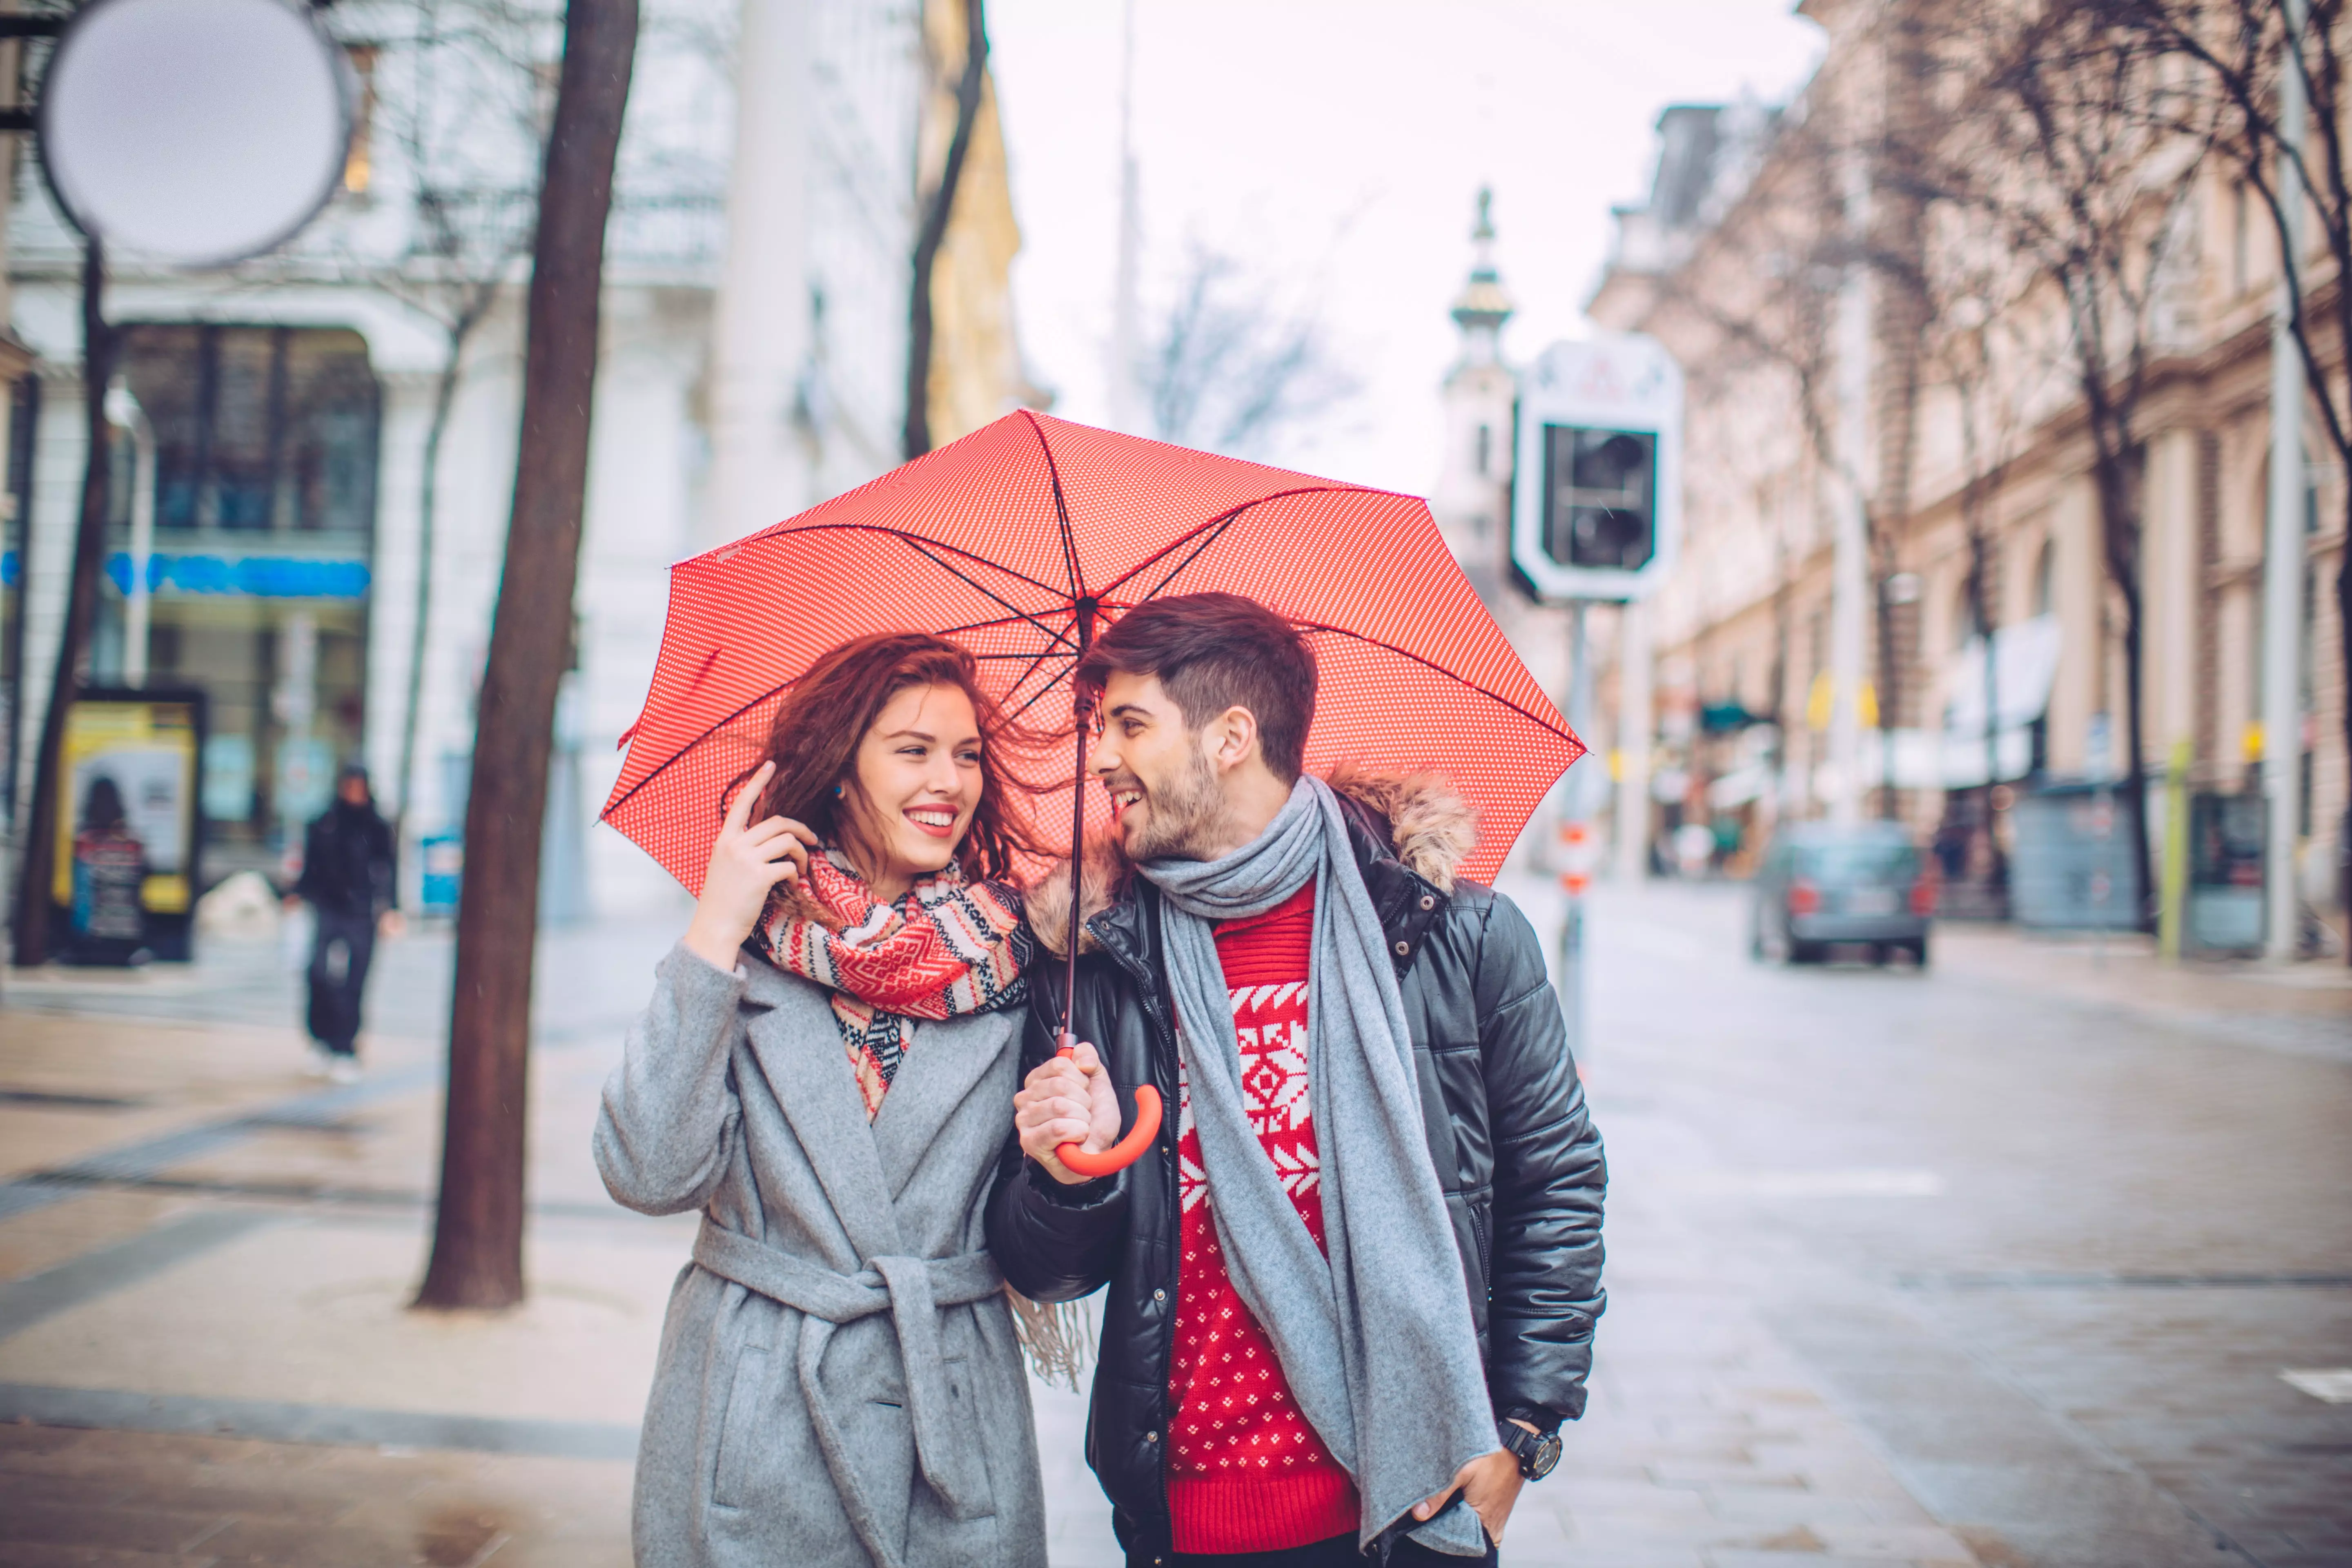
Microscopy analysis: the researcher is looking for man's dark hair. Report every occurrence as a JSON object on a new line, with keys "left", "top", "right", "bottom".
{"left": 1078, "top": 592, "right": 1316, "bottom": 783}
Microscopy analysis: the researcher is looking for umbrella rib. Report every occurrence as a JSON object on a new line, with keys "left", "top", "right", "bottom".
{"left": 599, "top": 677, "right": 804, "bottom": 822}
{"left": 999, "top": 640, "right": 1071, "bottom": 714}
{"left": 1019, "top": 410, "right": 1087, "bottom": 598}
{"left": 893, "top": 535, "right": 1071, "bottom": 648}
{"left": 1291, "top": 621, "right": 1580, "bottom": 744}
{"left": 745, "top": 520, "right": 1067, "bottom": 598}
{"left": 934, "top": 609, "right": 1081, "bottom": 661}
{"left": 1006, "top": 662, "right": 1077, "bottom": 723}
{"left": 1127, "top": 514, "right": 1238, "bottom": 605}
{"left": 1096, "top": 486, "right": 1383, "bottom": 598}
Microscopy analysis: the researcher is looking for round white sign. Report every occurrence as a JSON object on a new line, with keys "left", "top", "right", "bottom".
{"left": 39, "top": 0, "right": 354, "bottom": 268}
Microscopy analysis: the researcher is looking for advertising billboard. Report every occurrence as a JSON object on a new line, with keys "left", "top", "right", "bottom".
{"left": 49, "top": 689, "right": 205, "bottom": 961}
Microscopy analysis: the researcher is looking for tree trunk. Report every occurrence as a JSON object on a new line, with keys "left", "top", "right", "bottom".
{"left": 2339, "top": 545, "right": 2350, "bottom": 960}
{"left": 415, "top": 0, "right": 637, "bottom": 1311}
{"left": 2096, "top": 445, "right": 2156, "bottom": 933}
{"left": 10, "top": 243, "right": 113, "bottom": 969}
{"left": 2120, "top": 592, "right": 2154, "bottom": 931}
{"left": 902, "top": 0, "right": 988, "bottom": 461}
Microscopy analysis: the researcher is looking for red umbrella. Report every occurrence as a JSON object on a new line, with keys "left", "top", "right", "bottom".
{"left": 603, "top": 412, "right": 1584, "bottom": 1172}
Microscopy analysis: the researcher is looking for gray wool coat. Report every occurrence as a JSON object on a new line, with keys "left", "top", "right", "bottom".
{"left": 594, "top": 944, "right": 1047, "bottom": 1568}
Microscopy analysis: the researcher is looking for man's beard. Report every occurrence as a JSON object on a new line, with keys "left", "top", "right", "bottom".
{"left": 1119, "top": 747, "right": 1231, "bottom": 862}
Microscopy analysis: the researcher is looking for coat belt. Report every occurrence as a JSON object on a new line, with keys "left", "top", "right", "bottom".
{"left": 692, "top": 1218, "right": 1002, "bottom": 1560}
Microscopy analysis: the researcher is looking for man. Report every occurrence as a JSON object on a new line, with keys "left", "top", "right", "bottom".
{"left": 988, "top": 593, "right": 1605, "bottom": 1568}
{"left": 290, "top": 764, "right": 401, "bottom": 1082}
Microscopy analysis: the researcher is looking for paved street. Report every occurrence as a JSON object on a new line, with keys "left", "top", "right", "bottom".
{"left": 0, "top": 880, "right": 2345, "bottom": 1566}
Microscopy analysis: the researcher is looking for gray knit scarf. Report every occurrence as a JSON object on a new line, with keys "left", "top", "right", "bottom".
{"left": 1134, "top": 776, "right": 1495, "bottom": 1556}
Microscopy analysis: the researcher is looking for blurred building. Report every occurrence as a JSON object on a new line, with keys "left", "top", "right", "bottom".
{"left": 2, "top": 0, "right": 1036, "bottom": 923}
{"left": 1585, "top": 6, "right": 2347, "bottom": 940}
{"left": 1429, "top": 189, "right": 1575, "bottom": 871}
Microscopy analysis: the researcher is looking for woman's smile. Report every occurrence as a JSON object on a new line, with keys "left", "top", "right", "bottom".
{"left": 904, "top": 803, "right": 958, "bottom": 839}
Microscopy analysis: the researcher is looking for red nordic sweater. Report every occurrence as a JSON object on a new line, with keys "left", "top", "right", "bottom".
{"left": 1166, "top": 880, "right": 1360, "bottom": 1554}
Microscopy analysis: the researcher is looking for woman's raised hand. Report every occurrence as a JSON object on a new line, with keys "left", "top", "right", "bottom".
{"left": 683, "top": 762, "right": 817, "bottom": 972}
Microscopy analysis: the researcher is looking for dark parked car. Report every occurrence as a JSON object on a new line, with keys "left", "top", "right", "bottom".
{"left": 1751, "top": 821, "right": 1934, "bottom": 966}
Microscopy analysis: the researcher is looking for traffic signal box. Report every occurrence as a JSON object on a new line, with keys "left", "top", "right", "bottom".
{"left": 1511, "top": 337, "right": 1682, "bottom": 605}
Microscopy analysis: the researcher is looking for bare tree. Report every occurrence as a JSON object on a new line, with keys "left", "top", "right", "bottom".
{"left": 903, "top": 0, "right": 987, "bottom": 460}
{"left": 1637, "top": 102, "right": 1914, "bottom": 815}
{"left": 2107, "top": 0, "right": 2352, "bottom": 951}
{"left": 1916, "top": 185, "right": 2065, "bottom": 898}
{"left": 1897, "top": 4, "right": 2214, "bottom": 927}
{"left": 416, "top": 0, "right": 637, "bottom": 1311}
{"left": 1138, "top": 244, "right": 1357, "bottom": 461}
{"left": 358, "top": 1, "right": 556, "bottom": 841}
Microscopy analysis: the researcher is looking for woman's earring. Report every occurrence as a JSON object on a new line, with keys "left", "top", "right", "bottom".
{"left": 833, "top": 784, "right": 845, "bottom": 799}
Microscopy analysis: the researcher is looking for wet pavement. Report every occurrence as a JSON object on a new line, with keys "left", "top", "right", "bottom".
{"left": 1541, "top": 877, "right": 2352, "bottom": 1568}
{"left": 0, "top": 878, "right": 2344, "bottom": 1566}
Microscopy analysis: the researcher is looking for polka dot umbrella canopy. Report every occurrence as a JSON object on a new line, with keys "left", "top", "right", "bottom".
{"left": 603, "top": 411, "right": 1584, "bottom": 911}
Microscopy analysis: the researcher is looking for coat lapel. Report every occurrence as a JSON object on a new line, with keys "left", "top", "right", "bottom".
{"left": 738, "top": 963, "right": 907, "bottom": 1262}
{"left": 868, "top": 1011, "right": 1016, "bottom": 1201}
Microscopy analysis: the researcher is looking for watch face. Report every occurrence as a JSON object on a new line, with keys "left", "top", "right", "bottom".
{"left": 1530, "top": 1432, "right": 1563, "bottom": 1479}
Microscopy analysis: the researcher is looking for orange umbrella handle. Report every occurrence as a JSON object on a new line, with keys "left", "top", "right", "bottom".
{"left": 1054, "top": 1034, "right": 1162, "bottom": 1177}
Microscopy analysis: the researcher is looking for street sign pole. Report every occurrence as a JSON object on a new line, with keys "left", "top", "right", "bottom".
{"left": 1557, "top": 600, "right": 1595, "bottom": 1055}
{"left": 1510, "top": 334, "right": 1683, "bottom": 1063}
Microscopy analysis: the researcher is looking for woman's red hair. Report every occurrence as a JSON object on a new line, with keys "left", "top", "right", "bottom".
{"left": 736, "top": 633, "right": 1043, "bottom": 884}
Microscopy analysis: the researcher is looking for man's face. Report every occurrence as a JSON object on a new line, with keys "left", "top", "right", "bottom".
{"left": 1091, "top": 671, "right": 1228, "bottom": 861}
{"left": 338, "top": 775, "right": 370, "bottom": 807}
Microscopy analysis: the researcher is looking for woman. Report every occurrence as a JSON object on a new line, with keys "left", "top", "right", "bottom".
{"left": 596, "top": 633, "right": 1049, "bottom": 1568}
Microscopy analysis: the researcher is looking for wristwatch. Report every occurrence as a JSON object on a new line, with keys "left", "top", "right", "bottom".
{"left": 1497, "top": 1414, "right": 1562, "bottom": 1480}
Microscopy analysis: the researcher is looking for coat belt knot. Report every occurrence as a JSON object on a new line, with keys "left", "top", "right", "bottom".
{"left": 693, "top": 1218, "right": 1004, "bottom": 1565}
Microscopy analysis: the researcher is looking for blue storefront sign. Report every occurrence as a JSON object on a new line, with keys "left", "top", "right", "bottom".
{"left": 2, "top": 550, "right": 370, "bottom": 599}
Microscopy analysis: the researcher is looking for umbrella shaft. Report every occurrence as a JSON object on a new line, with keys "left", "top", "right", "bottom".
{"left": 1064, "top": 604, "right": 1096, "bottom": 1043}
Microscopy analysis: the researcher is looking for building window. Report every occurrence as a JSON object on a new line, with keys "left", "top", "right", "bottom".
{"left": 1475, "top": 423, "right": 1491, "bottom": 476}
{"left": 2033, "top": 539, "right": 2056, "bottom": 617}
{"left": 117, "top": 325, "right": 379, "bottom": 535}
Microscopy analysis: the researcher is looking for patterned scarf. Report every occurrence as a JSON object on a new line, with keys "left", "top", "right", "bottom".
{"left": 757, "top": 847, "right": 1030, "bottom": 1118}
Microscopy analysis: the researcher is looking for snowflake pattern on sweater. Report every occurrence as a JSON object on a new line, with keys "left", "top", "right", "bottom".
{"left": 1167, "top": 882, "right": 1359, "bottom": 1553}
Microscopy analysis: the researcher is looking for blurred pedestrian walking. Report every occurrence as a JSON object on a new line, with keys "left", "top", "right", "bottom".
{"left": 290, "top": 764, "right": 400, "bottom": 1082}
{"left": 595, "top": 634, "right": 1054, "bottom": 1568}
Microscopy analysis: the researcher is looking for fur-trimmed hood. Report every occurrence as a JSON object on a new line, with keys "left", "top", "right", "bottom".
{"left": 1025, "top": 766, "right": 1477, "bottom": 958}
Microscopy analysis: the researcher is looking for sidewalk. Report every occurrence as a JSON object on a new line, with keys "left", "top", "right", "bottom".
{"left": 19, "top": 897, "right": 2310, "bottom": 1565}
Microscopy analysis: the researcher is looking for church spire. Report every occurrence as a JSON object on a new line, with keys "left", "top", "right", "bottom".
{"left": 1450, "top": 186, "right": 1513, "bottom": 361}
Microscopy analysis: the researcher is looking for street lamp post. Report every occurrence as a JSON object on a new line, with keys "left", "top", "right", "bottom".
{"left": 2263, "top": 0, "right": 2310, "bottom": 964}
{"left": 102, "top": 380, "right": 154, "bottom": 687}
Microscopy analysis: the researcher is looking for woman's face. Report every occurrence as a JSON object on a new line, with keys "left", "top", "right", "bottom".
{"left": 838, "top": 682, "right": 984, "bottom": 898}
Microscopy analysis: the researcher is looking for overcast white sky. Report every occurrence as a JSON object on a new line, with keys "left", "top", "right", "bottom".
{"left": 987, "top": 0, "right": 1827, "bottom": 495}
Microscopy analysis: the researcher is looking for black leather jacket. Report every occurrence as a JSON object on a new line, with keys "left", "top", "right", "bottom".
{"left": 985, "top": 780, "right": 1607, "bottom": 1562}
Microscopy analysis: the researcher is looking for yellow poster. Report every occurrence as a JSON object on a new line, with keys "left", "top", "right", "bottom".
{"left": 52, "top": 698, "right": 200, "bottom": 914}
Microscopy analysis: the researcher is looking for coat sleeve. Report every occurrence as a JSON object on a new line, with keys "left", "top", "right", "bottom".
{"left": 292, "top": 818, "right": 322, "bottom": 904}
{"left": 593, "top": 942, "right": 748, "bottom": 1216}
{"left": 374, "top": 818, "right": 399, "bottom": 914}
{"left": 982, "top": 968, "right": 1130, "bottom": 1302}
{"left": 1474, "top": 893, "right": 1607, "bottom": 1424}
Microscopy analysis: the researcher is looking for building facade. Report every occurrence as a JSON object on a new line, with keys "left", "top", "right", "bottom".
{"left": 2, "top": 0, "right": 1035, "bottom": 929}
{"left": 1584, "top": 3, "right": 2348, "bottom": 947}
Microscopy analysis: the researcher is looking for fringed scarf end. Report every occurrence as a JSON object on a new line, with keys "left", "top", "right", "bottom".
{"left": 1005, "top": 1287, "right": 1094, "bottom": 1392}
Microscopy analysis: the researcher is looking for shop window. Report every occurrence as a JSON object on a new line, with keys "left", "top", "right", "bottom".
{"left": 102, "top": 327, "right": 380, "bottom": 876}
